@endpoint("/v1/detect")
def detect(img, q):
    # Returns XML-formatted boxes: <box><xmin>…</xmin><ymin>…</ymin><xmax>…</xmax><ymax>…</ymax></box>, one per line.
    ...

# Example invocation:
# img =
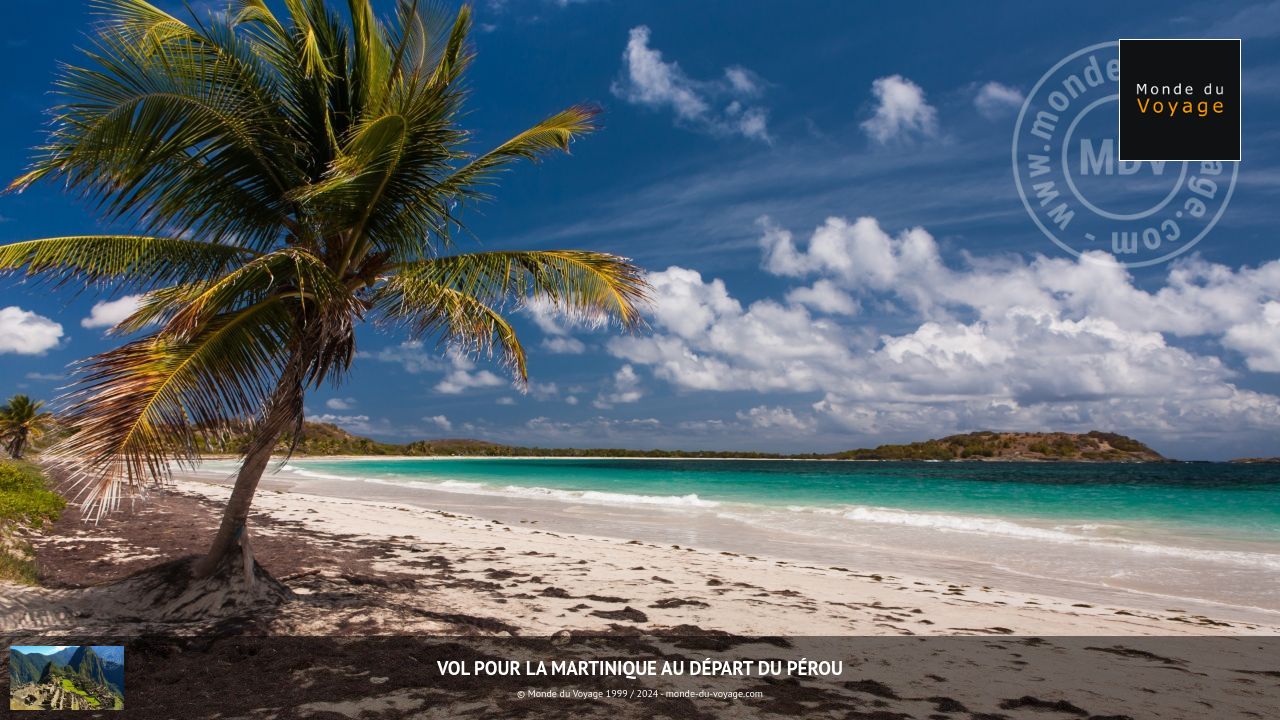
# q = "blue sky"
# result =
<box><xmin>3</xmin><ymin>1</ymin><xmax>1280</xmax><ymax>459</ymax></box>
<box><xmin>10</xmin><ymin>646</ymin><xmax>68</xmax><ymax>656</ymax></box>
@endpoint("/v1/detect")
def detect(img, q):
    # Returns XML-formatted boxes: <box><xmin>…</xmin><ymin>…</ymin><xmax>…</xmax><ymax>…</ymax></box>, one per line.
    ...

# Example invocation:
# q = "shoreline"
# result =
<box><xmin>227</xmin><ymin>458</ymin><xmax>1280</xmax><ymax>617</ymax></box>
<box><xmin>6</xmin><ymin>466</ymin><xmax>1275</xmax><ymax>637</ymax></box>
<box><xmin>199</xmin><ymin>453</ymin><xmax>1190</xmax><ymax>463</ymax></box>
<box><xmin>170</xmin><ymin>468</ymin><xmax>1280</xmax><ymax>634</ymax></box>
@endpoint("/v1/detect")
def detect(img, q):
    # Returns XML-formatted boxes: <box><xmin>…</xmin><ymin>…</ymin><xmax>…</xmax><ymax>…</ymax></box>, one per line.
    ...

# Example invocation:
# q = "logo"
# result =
<box><xmin>1119</xmin><ymin>39</ymin><xmax>1241</xmax><ymax>161</ymax></box>
<box><xmin>1013</xmin><ymin>42</ymin><xmax>1238</xmax><ymax>268</ymax></box>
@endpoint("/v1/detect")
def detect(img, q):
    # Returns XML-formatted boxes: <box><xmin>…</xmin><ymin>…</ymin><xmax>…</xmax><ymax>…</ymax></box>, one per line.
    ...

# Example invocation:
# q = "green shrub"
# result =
<box><xmin>0</xmin><ymin>461</ymin><xmax>65</xmax><ymax>528</ymax></box>
<box><xmin>0</xmin><ymin>461</ymin><xmax>64</xmax><ymax>584</ymax></box>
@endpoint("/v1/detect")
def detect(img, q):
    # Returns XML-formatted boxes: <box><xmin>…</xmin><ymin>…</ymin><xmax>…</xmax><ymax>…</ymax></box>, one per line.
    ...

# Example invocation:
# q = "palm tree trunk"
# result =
<box><xmin>11</xmin><ymin>431</ymin><xmax>26</xmax><ymax>459</ymax></box>
<box><xmin>191</xmin><ymin>348</ymin><xmax>308</xmax><ymax>579</ymax></box>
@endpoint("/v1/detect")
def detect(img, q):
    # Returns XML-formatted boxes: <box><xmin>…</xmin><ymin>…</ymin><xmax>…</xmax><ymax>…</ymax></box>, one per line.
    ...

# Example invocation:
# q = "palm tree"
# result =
<box><xmin>0</xmin><ymin>395</ymin><xmax>55</xmax><ymax>459</ymax></box>
<box><xmin>0</xmin><ymin>0</ymin><xmax>648</xmax><ymax>583</ymax></box>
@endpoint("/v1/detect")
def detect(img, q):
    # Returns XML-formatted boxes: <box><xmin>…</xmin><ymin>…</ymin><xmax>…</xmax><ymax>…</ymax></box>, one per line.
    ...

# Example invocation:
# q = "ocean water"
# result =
<box><xmin>224</xmin><ymin>458</ymin><xmax>1280</xmax><ymax>614</ymax></box>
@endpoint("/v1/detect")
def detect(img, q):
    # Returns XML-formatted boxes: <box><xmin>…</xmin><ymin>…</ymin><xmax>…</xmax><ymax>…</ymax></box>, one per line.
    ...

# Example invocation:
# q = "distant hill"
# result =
<box><xmin>200</xmin><ymin>422</ymin><xmax>791</xmax><ymax>458</ymax></box>
<box><xmin>833</xmin><ymin>431</ymin><xmax>1164</xmax><ymax>462</ymax></box>
<box><xmin>9</xmin><ymin>650</ymin><xmax>48</xmax><ymax>685</ymax></box>
<box><xmin>198</xmin><ymin>422</ymin><xmax>401</xmax><ymax>456</ymax></box>
<box><xmin>197</xmin><ymin>423</ymin><xmax>1164</xmax><ymax>462</ymax></box>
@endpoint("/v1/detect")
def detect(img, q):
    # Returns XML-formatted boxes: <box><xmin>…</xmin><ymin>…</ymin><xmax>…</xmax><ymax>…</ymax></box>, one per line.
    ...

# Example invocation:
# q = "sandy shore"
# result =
<box><xmin>6</xmin><ymin>470</ymin><xmax>1274</xmax><ymax>637</ymax></box>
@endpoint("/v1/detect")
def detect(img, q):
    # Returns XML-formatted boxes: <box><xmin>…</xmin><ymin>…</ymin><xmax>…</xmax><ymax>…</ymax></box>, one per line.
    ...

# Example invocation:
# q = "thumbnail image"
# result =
<box><xmin>8</xmin><ymin>646</ymin><xmax>123</xmax><ymax>711</ymax></box>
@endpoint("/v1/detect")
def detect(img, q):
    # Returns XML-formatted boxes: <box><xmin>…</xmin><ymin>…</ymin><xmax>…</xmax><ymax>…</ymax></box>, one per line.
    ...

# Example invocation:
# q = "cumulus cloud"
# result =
<box><xmin>594</xmin><ymin>364</ymin><xmax>645</xmax><ymax>408</ymax></box>
<box><xmin>612</xmin><ymin>26</ymin><xmax>771</xmax><ymax>141</ymax></box>
<box><xmin>364</xmin><ymin>340</ymin><xmax>445</xmax><ymax>374</ymax></box>
<box><xmin>425</xmin><ymin>414</ymin><xmax>453</xmax><ymax>432</ymax></box>
<box><xmin>785</xmin><ymin>279</ymin><xmax>859</xmax><ymax>315</ymax></box>
<box><xmin>325</xmin><ymin>397</ymin><xmax>356</xmax><ymax>411</ymax></box>
<box><xmin>861</xmin><ymin>75</ymin><xmax>938</xmax><ymax>143</ymax></box>
<box><xmin>307</xmin><ymin>413</ymin><xmax>373</xmax><ymax>432</ymax></box>
<box><xmin>81</xmin><ymin>294</ymin><xmax>143</xmax><ymax>329</ymax></box>
<box><xmin>525</xmin><ymin>297</ymin><xmax>596</xmax><ymax>354</ymax></box>
<box><xmin>542</xmin><ymin>337</ymin><xmax>586</xmax><ymax>354</ymax></box>
<box><xmin>1222</xmin><ymin>302</ymin><xmax>1280</xmax><ymax>371</ymax></box>
<box><xmin>608</xmin><ymin>217</ymin><xmax>1280</xmax><ymax>449</ymax></box>
<box><xmin>736</xmin><ymin>405</ymin><xmax>816</xmax><ymax>431</ymax></box>
<box><xmin>366</xmin><ymin>341</ymin><xmax>508</xmax><ymax>394</ymax></box>
<box><xmin>0</xmin><ymin>306</ymin><xmax>64</xmax><ymax>355</ymax></box>
<box><xmin>435</xmin><ymin>351</ymin><xmax>506</xmax><ymax>394</ymax></box>
<box><xmin>974</xmin><ymin>81</ymin><xmax>1024</xmax><ymax>119</ymax></box>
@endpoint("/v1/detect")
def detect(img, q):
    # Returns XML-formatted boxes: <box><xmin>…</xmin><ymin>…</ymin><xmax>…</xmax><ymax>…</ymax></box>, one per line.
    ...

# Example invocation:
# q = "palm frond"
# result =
<box><xmin>374</xmin><ymin>250</ymin><xmax>648</xmax><ymax>382</ymax></box>
<box><xmin>389</xmin><ymin>250</ymin><xmax>648</xmax><ymax>324</ymax></box>
<box><xmin>153</xmin><ymin>247</ymin><xmax>353</xmax><ymax>340</ymax></box>
<box><xmin>51</xmin><ymin>299</ymin><xmax>299</xmax><ymax>517</ymax></box>
<box><xmin>438</xmin><ymin>104</ymin><xmax>600</xmax><ymax>199</ymax></box>
<box><xmin>11</xmin><ymin>1</ymin><xmax>301</xmax><ymax>248</ymax></box>
<box><xmin>377</xmin><ymin>281</ymin><xmax>528</xmax><ymax>381</ymax></box>
<box><xmin>0</xmin><ymin>235</ymin><xmax>256</xmax><ymax>292</ymax></box>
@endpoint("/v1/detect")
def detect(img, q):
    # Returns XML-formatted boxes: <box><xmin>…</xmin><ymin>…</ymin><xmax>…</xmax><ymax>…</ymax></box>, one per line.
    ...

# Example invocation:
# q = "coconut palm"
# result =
<box><xmin>0</xmin><ymin>0</ymin><xmax>647</xmax><ymax>582</ymax></box>
<box><xmin>0</xmin><ymin>395</ymin><xmax>55</xmax><ymax>459</ymax></box>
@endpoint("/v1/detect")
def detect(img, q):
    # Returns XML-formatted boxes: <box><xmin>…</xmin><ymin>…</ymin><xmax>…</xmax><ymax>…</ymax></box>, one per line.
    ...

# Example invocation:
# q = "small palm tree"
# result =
<box><xmin>0</xmin><ymin>0</ymin><xmax>647</xmax><ymax>582</ymax></box>
<box><xmin>0</xmin><ymin>395</ymin><xmax>55</xmax><ymax>459</ymax></box>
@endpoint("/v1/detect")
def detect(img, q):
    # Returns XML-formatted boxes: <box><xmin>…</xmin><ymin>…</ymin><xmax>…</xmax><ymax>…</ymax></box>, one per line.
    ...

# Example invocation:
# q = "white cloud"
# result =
<box><xmin>608</xmin><ymin>217</ymin><xmax>1280</xmax><ymax>449</ymax></box>
<box><xmin>543</xmin><ymin>337</ymin><xmax>586</xmax><ymax>354</ymax></box>
<box><xmin>366</xmin><ymin>342</ymin><xmax>508</xmax><ymax>394</ymax></box>
<box><xmin>612</xmin><ymin>25</ymin><xmax>771</xmax><ymax>142</ymax></box>
<box><xmin>593</xmin><ymin>364</ymin><xmax>645</xmax><ymax>408</ymax></box>
<box><xmin>530</xmin><ymin>382</ymin><xmax>560</xmax><ymax>401</ymax></box>
<box><xmin>325</xmin><ymin>397</ymin><xmax>356</xmax><ymax>411</ymax></box>
<box><xmin>974</xmin><ymin>81</ymin><xmax>1024</xmax><ymax>119</ymax></box>
<box><xmin>1223</xmin><ymin>301</ymin><xmax>1280</xmax><ymax>371</ymax></box>
<box><xmin>609</xmin><ymin>266</ymin><xmax>853</xmax><ymax>393</ymax></box>
<box><xmin>0</xmin><ymin>306</ymin><xmax>63</xmax><ymax>355</ymax></box>
<box><xmin>736</xmin><ymin>405</ymin><xmax>816</xmax><ymax>431</ymax></box>
<box><xmin>523</xmin><ymin>415</ymin><xmax>663</xmax><ymax>443</ymax></box>
<box><xmin>81</xmin><ymin>294</ymin><xmax>143</xmax><ymax>329</ymax></box>
<box><xmin>308</xmin><ymin>413</ymin><xmax>372</xmax><ymax>431</ymax></box>
<box><xmin>364</xmin><ymin>340</ymin><xmax>445</xmax><ymax>374</ymax></box>
<box><xmin>25</xmin><ymin>372</ymin><xmax>64</xmax><ymax>381</ymax></box>
<box><xmin>861</xmin><ymin>75</ymin><xmax>938</xmax><ymax>143</ymax></box>
<box><xmin>435</xmin><ymin>350</ymin><xmax>506</xmax><ymax>394</ymax></box>
<box><xmin>425</xmin><ymin>414</ymin><xmax>453</xmax><ymax>432</ymax></box>
<box><xmin>525</xmin><ymin>297</ymin><xmax>596</xmax><ymax>355</ymax></box>
<box><xmin>785</xmin><ymin>279</ymin><xmax>859</xmax><ymax>315</ymax></box>
<box><xmin>724</xmin><ymin>66</ymin><xmax>762</xmax><ymax>96</ymax></box>
<box><xmin>496</xmin><ymin>396</ymin><xmax>517</xmax><ymax>406</ymax></box>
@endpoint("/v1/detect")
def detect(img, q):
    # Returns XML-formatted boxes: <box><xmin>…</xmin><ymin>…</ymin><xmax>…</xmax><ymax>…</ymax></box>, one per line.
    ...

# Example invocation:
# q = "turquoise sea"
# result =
<box><xmin>227</xmin><ymin>457</ymin><xmax>1280</xmax><ymax>613</ymax></box>
<box><xmin>286</xmin><ymin>458</ymin><xmax>1280</xmax><ymax>542</ymax></box>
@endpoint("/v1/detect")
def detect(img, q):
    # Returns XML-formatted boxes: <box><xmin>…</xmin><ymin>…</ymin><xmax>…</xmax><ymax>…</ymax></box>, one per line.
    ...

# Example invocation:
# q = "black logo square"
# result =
<box><xmin>1119</xmin><ymin>39</ymin><xmax>1240</xmax><ymax>161</ymax></box>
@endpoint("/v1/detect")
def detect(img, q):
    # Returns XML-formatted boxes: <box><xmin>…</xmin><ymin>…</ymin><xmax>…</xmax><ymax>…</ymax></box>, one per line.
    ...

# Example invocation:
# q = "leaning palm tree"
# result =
<box><xmin>0</xmin><ymin>395</ymin><xmax>55</xmax><ymax>459</ymax></box>
<box><xmin>0</xmin><ymin>0</ymin><xmax>647</xmax><ymax>587</ymax></box>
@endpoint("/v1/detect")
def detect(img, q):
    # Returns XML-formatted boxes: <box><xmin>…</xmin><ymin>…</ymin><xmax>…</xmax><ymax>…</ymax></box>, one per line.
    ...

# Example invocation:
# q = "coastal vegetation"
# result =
<box><xmin>201</xmin><ymin>422</ymin><xmax>1166</xmax><ymax>462</ymax></box>
<box><xmin>0</xmin><ymin>461</ymin><xmax>64</xmax><ymax>583</ymax></box>
<box><xmin>0</xmin><ymin>0</ymin><xmax>648</xmax><ymax>597</ymax></box>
